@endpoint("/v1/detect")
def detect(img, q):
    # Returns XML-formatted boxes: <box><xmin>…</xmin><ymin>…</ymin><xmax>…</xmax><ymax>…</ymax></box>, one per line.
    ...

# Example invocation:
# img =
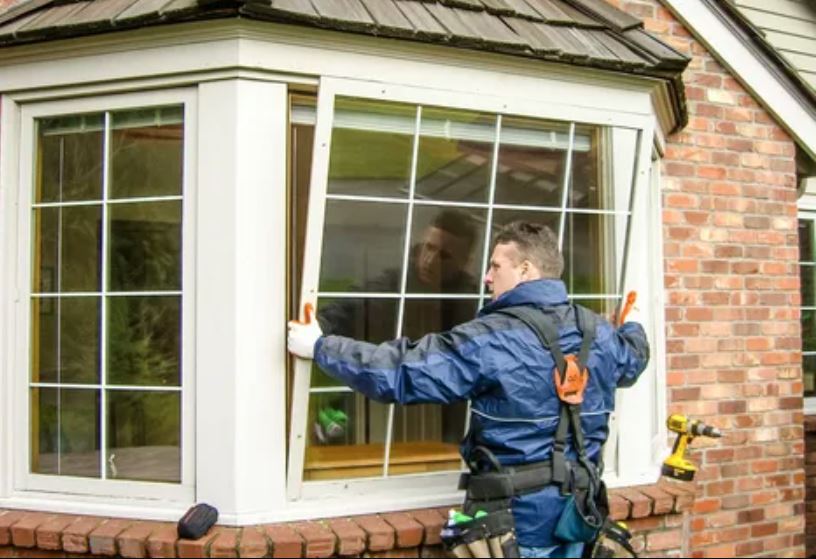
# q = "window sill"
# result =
<box><xmin>0</xmin><ymin>480</ymin><xmax>695</xmax><ymax>557</ymax></box>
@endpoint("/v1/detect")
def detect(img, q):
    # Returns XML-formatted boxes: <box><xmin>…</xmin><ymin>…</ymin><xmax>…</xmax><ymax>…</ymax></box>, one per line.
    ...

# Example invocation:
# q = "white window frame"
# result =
<box><xmin>798</xmin><ymin>206</ymin><xmax>816</xmax><ymax>415</ymax></box>
<box><xmin>287</xmin><ymin>76</ymin><xmax>662</xmax><ymax>502</ymax></box>
<box><xmin>9</xmin><ymin>89</ymin><xmax>197</xmax><ymax>504</ymax></box>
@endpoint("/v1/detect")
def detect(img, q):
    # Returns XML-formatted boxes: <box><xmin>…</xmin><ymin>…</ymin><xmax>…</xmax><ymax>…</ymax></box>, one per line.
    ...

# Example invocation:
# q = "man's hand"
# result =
<box><xmin>288</xmin><ymin>304</ymin><xmax>323</xmax><ymax>360</ymax></box>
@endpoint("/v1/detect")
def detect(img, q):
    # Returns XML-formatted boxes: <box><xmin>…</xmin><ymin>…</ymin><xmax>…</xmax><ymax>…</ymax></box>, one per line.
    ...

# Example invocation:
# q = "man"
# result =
<box><xmin>289</xmin><ymin>221</ymin><xmax>649</xmax><ymax>558</ymax></box>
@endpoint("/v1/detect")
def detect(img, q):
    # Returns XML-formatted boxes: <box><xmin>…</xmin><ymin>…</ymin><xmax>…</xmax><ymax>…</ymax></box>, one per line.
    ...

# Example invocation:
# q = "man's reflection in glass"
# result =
<box><xmin>315</xmin><ymin>209</ymin><xmax>478</xmax><ymax>446</ymax></box>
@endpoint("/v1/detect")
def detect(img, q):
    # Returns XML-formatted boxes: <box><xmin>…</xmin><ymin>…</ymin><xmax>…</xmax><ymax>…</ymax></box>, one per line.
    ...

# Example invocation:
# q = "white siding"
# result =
<box><xmin>734</xmin><ymin>0</ymin><xmax>816</xmax><ymax>90</ymax></box>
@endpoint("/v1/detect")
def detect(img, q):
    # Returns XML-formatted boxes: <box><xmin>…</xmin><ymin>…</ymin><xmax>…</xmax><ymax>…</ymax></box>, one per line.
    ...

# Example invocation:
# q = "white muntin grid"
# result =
<box><xmin>799</xmin><ymin>213</ymin><xmax>816</xmax><ymax>408</ymax></box>
<box><xmin>303</xmin><ymin>97</ymin><xmax>640</xmax><ymax>481</ymax></box>
<box><xmin>28</xmin><ymin>108</ymin><xmax>184</xmax><ymax>482</ymax></box>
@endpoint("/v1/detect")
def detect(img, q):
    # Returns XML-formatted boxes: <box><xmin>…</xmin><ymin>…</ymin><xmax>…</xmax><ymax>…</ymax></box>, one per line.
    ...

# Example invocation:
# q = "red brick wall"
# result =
<box><xmin>0</xmin><ymin>485</ymin><xmax>695</xmax><ymax>558</ymax></box>
<box><xmin>611</xmin><ymin>0</ymin><xmax>805</xmax><ymax>557</ymax></box>
<box><xmin>806</xmin><ymin>416</ymin><xmax>816</xmax><ymax>556</ymax></box>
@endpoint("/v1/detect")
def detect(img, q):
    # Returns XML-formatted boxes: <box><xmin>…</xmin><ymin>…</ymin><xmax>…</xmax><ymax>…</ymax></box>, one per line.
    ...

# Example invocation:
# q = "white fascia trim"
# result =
<box><xmin>662</xmin><ymin>0</ymin><xmax>816</xmax><ymax>159</ymax></box>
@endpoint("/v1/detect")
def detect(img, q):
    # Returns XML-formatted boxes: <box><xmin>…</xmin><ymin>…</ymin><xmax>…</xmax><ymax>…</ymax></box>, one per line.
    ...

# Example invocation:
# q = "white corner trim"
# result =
<box><xmin>662</xmin><ymin>0</ymin><xmax>816</xmax><ymax>159</ymax></box>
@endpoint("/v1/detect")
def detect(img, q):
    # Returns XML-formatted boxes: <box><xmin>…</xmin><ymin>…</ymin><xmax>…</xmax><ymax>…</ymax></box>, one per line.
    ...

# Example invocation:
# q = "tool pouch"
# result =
<box><xmin>554</xmin><ymin>478</ymin><xmax>607</xmax><ymax>544</ymax></box>
<box><xmin>443</xmin><ymin>509</ymin><xmax>520</xmax><ymax>559</ymax></box>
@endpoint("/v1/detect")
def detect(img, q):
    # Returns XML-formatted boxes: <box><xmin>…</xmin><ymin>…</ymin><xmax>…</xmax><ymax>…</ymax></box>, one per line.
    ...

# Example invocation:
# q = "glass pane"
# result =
<box><xmin>563</xmin><ymin>213</ymin><xmax>616</xmax><ymax>296</ymax></box>
<box><xmin>108</xmin><ymin>201</ymin><xmax>182</xmax><ymax>292</ymax></box>
<box><xmin>802</xmin><ymin>265</ymin><xmax>815</xmax><ymax>307</ymax></box>
<box><xmin>805</xmin><ymin>355</ymin><xmax>816</xmax><ymax>398</ymax></box>
<box><xmin>31</xmin><ymin>387</ymin><xmax>100</xmax><ymax>478</ymax></box>
<box><xmin>36</xmin><ymin>114</ymin><xmax>103</xmax><ymax>203</ymax></box>
<box><xmin>31</xmin><ymin>297</ymin><xmax>100</xmax><ymax>384</ymax></box>
<box><xmin>804</xmin><ymin>310</ymin><xmax>816</xmax><ymax>352</ymax></box>
<box><xmin>388</xmin><ymin>402</ymin><xmax>465</xmax><ymax>476</ymax></box>
<box><xmin>494</xmin><ymin>117</ymin><xmax>570</xmax><ymax>208</ymax></box>
<box><xmin>415</xmin><ymin>107</ymin><xmax>495</xmax><ymax>203</ymax></box>
<box><xmin>570</xmin><ymin>126</ymin><xmax>604</xmax><ymax>210</ymax></box>
<box><xmin>800</xmin><ymin>220</ymin><xmax>814</xmax><ymax>264</ymax></box>
<box><xmin>319</xmin><ymin>200</ymin><xmax>407</xmax><ymax>292</ymax></box>
<box><xmin>110</xmin><ymin>107</ymin><xmax>183</xmax><ymax>199</ymax></box>
<box><xmin>407</xmin><ymin>207</ymin><xmax>484</xmax><ymax>295</ymax></box>
<box><xmin>402</xmin><ymin>299</ymin><xmax>479</xmax><ymax>340</ymax></box>
<box><xmin>317</xmin><ymin>297</ymin><xmax>399</xmax><ymax>341</ymax></box>
<box><xmin>304</xmin><ymin>391</ymin><xmax>385</xmax><ymax>480</ymax></box>
<box><xmin>107</xmin><ymin>296</ymin><xmax>181</xmax><ymax>386</ymax></box>
<box><xmin>327</xmin><ymin>98</ymin><xmax>415</xmax><ymax>198</ymax></box>
<box><xmin>106</xmin><ymin>390</ymin><xmax>180</xmax><ymax>483</ymax></box>
<box><xmin>572</xmin><ymin>297</ymin><xmax>619</xmax><ymax>318</ymax></box>
<box><xmin>33</xmin><ymin>206</ymin><xmax>102</xmax><ymax>293</ymax></box>
<box><xmin>315</xmin><ymin>296</ymin><xmax>399</xmax><ymax>388</ymax></box>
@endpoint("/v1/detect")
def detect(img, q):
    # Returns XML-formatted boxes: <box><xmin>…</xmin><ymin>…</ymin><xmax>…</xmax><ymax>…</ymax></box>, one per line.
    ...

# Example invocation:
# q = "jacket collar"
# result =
<box><xmin>479</xmin><ymin>279</ymin><xmax>569</xmax><ymax>316</ymax></box>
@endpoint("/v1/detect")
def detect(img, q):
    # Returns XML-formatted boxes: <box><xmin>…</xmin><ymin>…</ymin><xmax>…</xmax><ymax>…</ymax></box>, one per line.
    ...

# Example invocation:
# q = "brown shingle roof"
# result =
<box><xmin>0</xmin><ymin>0</ymin><xmax>690</xmax><ymax>126</ymax></box>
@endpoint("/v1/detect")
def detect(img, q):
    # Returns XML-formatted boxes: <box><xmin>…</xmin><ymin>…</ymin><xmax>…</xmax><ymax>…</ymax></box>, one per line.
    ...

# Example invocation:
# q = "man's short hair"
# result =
<box><xmin>493</xmin><ymin>221</ymin><xmax>564</xmax><ymax>279</ymax></box>
<box><xmin>432</xmin><ymin>209</ymin><xmax>478</xmax><ymax>251</ymax></box>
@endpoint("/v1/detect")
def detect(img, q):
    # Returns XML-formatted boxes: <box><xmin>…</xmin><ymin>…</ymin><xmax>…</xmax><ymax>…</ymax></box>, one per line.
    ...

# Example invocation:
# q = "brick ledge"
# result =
<box><xmin>0</xmin><ymin>481</ymin><xmax>695</xmax><ymax>558</ymax></box>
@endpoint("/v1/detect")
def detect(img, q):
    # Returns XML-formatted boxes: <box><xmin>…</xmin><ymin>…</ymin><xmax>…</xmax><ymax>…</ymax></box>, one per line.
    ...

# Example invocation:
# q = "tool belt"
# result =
<box><xmin>445</xmin><ymin>305</ymin><xmax>638</xmax><ymax>558</ymax></box>
<box><xmin>459</xmin><ymin>457</ymin><xmax>595</xmax><ymax>503</ymax></box>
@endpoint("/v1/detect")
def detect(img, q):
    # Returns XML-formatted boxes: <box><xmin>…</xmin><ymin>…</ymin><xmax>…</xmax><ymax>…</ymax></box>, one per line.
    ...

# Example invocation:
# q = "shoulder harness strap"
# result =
<box><xmin>496</xmin><ymin>304</ymin><xmax>597</xmax><ymax>491</ymax></box>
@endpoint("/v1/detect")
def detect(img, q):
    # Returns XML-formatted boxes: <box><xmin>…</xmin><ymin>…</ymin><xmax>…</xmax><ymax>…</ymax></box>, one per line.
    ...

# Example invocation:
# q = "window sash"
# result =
<box><xmin>14</xmin><ymin>90</ymin><xmax>197</xmax><ymax>503</ymax></box>
<box><xmin>798</xmin><ymin>211</ymin><xmax>816</xmax><ymax>404</ymax></box>
<box><xmin>287</xmin><ymin>77</ymin><xmax>654</xmax><ymax>500</ymax></box>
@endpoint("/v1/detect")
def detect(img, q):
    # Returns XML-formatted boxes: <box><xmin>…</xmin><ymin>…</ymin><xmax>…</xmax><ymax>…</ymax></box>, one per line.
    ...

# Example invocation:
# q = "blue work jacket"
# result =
<box><xmin>314</xmin><ymin>278</ymin><xmax>650</xmax><ymax>547</ymax></box>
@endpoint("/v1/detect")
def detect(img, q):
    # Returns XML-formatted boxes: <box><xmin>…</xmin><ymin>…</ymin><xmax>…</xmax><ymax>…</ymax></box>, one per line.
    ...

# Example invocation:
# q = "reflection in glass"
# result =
<box><xmin>415</xmin><ymin>108</ymin><xmax>495</xmax><ymax>203</ymax></box>
<box><xmin>37</xmin><ymin>114</ymin><xmax>104</xmax><ymax>203</ymax></box>
<box><xmin>33</xmin><ymin>206</ymin><xmax>102</xmax><ymax>293</ymax></box>
<box><xmin>317</xmin><ymin>297</ymin><xmax>399</xmax><ymax>342</ymax></box>
<box><xmin>31</xmin><ymin>388</ymin><xmax>100</xmax><ymax>478</ymax></box>
<box><xmin>495</xmin><ymin>117</ymin><xmax>571</xmax><ymax>207</ymax></box>
<box><xmin>327</xmin><ymin>98</ymin><xmax>415</xmax><ymax>198</ymax></box>
<box><xmin>108</xmin><ymin>201</ymin><xmax>182</xmax><ymax>292</ymax></box>
<box><xmin>107</xmin><ymin>390</ymin><xmax>180</xmax><ymax>483</ymax></box>
<box><xmin>107</xmin><ymin>296</ymin><xmax>181</xmax><ymax>386</ymax></box>
<box><xmin>805</xmin><ymin>354</ymin><xmax>816</xmax><ymax>398</ymax></box>
<box><xmin>572</xmin><ymin>298</ymin><xmax>618</xmax><ymax>318</ymax></box>
<box><xmin>570</xmin><ymin>127</ymin><xmax>604</xmax><ymax>210</ymax></box>
<box><xmin>319</xmin><ymin>200</ymin><xmax>407</xmax><ymax>292</ymax></box>
<box><xmin>304</xmin><ymin>391</ymin><xmax>386</xmax><ymax>480</ymax></box>
<box><xmin>402</xmin><ymin>299</ymin><xmax>479</xmax><ymax>340</ymax></box>
<box><xmin>800</xmin><ymin>220</ymin><xmax>814</xmax><ymax>264</ymax></box>
<box><xmin>110</xmin><ymin>107</ymin><xmax>183</xmax><ymax>199</ymax></box>
<box><xmin>804</xmin><ymin>310</ymin><xmax>816</xmax><ymax>352</ymax></box>
<box><xmin>802</xmin><ymin>265</ymin><xmax>815</xmax><ymax>308</ymax></box>
<box><xmin>407</xmin><ymin>207</ymin><xmax>485</xmax><ymax>294</ymax></box>
<box><xmin>31</xmin><ymin>297</ymin><xmax>100</xmax><ymax>384</ymax></box>
<box><xmin>563</xmin><ymin>213</ymin><xmax>615</xmax><ymax>295</ymax></box>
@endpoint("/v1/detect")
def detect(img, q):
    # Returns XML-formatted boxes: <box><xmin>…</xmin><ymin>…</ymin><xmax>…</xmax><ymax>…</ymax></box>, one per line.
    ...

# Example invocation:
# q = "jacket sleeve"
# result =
<box><xmin>612</xmin><ymin>321</ymin><xmax>650</xmax><ymax>388</ymax></box>
<box><xmin>313</xmin><ymin>320</ymin><xmax>494</xmax><ymax>405</ymax></box>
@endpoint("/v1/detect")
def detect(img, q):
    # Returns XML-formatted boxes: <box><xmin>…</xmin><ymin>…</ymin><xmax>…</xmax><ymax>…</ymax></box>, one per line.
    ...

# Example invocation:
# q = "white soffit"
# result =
<box><xmin>663</xmin><ymin>0</ymin><xmax>816</xmax><ymax>160</ymax></box>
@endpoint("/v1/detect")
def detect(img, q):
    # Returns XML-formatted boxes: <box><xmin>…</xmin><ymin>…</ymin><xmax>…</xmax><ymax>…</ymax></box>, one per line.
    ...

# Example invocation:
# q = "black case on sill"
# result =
<box><xmin>177</xmin><ymin>503</ymin><xmax>219</xmax><ymax>540</ymax></box>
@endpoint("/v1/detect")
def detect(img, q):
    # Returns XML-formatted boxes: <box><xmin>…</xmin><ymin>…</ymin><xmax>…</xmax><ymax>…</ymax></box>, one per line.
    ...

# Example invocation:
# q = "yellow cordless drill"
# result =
<box><xmin>662</xmin><ymin>414</ymin><xmax>722</xmax><ymax>481</ymax></box>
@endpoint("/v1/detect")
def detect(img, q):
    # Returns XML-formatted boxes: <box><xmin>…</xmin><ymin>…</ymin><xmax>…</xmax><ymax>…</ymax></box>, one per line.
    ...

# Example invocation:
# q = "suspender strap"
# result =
<box><xmin>496</xmin><ymin>304</ymin><xmax>598</xmax><ymax>491</ymax></box>
<box><xmin>575</xmin><ymin>305</ymin><xmax>596</xmax><ymax>373</ymax></box>
<box><xmin>499</xmin><ymin>306</ymin><xmax>566</xmax><ymax>379</ymax></box>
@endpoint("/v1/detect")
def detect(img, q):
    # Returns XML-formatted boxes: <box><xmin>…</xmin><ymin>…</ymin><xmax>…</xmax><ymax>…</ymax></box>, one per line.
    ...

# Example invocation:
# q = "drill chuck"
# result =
<box><xmin>689</xmin><ymin>422</ymin><xmax>721</xmax><ymax>438</ymax></box>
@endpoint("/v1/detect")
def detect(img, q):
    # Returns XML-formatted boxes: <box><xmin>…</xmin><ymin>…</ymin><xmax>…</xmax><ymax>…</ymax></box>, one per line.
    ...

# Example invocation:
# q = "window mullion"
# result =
<box><xmin>557</xmin><ymin>123</ymin><xmax>576</xmax><ymax>252</ymax></box>
<box><xmin>383</xmin><ymin>105</ymin><xmax>423</xmax><ymax>478</ymax></box>
<box><xmin>99</xmin><ymin>111</ymin><xmax>111</xmax><ymax>481</ymax></box>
